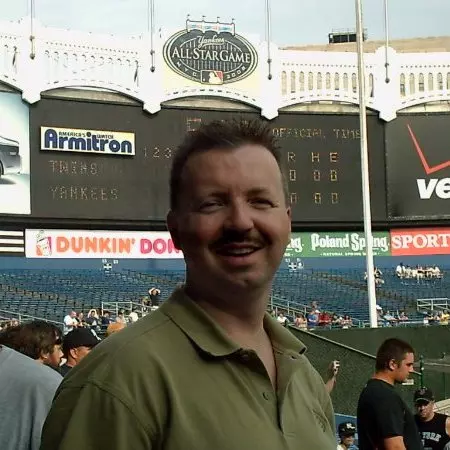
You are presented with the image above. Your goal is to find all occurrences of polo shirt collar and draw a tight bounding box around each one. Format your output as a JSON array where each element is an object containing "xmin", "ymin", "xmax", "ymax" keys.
[
  {"xmin": 160, "ymin": 287, "xmax": 240, "ymax": 357},
  {"xmin": 160, "ymin": 287, "xmax": 307, "ymax": 358},
  {"xmin": 264, "ymin": 314, "xmax": 307, "ymax": 357}
]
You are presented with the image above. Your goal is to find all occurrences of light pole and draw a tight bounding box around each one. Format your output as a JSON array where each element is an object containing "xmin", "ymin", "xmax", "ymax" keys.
[{"xmin": 355, "ymin": 0, "xmax": 378, "ymax": 328}]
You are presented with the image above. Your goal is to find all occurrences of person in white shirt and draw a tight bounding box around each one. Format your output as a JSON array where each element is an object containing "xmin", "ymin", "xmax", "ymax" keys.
[
  {"xmin": 276, "ymin": 312, "xmax": 288, "ymax": 326},
  {"xmin": 128, "ymin": 311, "xmax": 139, "ymax": 323},
  {"xmin": 63, "ymin": 311, "xmax": 78, "ymax": 335},
  {"xmin": 396, "ymin": 263, "xmax": 405, "ymax": 278}
]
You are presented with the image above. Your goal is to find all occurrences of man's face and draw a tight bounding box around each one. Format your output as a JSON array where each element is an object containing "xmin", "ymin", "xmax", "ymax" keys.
[
  {"xmin": 46, "ymin": 342, "xmax": 63, "ymax": 369},
  {"xmin": 392, "ymin": 352, "xmax": 415, "ymax": 383},
  {"xmin": 415, "ymin": 400, "xmax": 434, "ymax": 421},
  {"xmin": 71, "ymin": 346, "xmax": 92, "ymax": 364},
  {"xmin": 341, "ymin": 435, "xmax": 355, "ymax": 447},
  {"xmin": 168, "ymin": 144, "xmax": 291, "ymax": 295}
]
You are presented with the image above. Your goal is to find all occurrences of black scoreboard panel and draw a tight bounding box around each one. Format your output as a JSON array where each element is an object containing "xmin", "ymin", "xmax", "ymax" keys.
[
  {"xmin": 30, "ymin": 99, "xmax": 176, "ymax": 221},
  {"xmin": 30, "ymin": 100, "xmax": 386, "ymax": 223},
  {"xmin": 276, "ymin": 114, "xmax": 386, "ymax": 222}
]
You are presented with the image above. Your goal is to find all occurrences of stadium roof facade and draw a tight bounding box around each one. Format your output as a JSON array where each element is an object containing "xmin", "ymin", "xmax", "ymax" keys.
[{"xmin": 283, "ymin": 36, "xmax": 450, "ymax": 53}]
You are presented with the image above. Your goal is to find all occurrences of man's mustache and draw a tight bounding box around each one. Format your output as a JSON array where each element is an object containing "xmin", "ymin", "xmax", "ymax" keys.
[{"xmin": 211, "ymin": 230, "xmax": 265, "ymax": 248}]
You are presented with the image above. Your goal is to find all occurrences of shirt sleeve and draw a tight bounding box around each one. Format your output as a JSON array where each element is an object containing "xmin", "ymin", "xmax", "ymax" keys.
[
  {"xmin": 40, "ymin": 382, "xmax": 152, "ymax": 450},
  {"xmin": 372, "ymin": 393, "xmax": 405, "ymax": 438}
]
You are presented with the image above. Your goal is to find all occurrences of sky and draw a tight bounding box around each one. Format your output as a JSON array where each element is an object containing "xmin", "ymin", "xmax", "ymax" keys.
[{"xmin": 1, "ymin": 0, "xmax": 449, "ymax": 46}]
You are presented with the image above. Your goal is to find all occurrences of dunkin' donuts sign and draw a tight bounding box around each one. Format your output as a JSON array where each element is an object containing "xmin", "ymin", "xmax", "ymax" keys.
[
  {"xmin": 163, "ymin": 17, "xmax": 258, "ymax": 85},
  {"xmin": 25, "ymin": 230, "xmax": 183, "ymax": 259}
]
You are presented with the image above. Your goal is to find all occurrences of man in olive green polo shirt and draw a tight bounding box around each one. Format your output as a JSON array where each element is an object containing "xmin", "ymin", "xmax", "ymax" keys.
[{"xmin": 40, "ymin": 120, "xmax": 336, "ymax": 450}]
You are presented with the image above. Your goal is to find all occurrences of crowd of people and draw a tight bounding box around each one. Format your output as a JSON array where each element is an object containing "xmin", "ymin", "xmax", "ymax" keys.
[
  {"xmin": 396, "ymin": 263, "xmax": 443, "ymax": 281},
  {"xmin": 275, "ymin": 301, "xmax": 354, "ymax": 331},
  {"xmin": 60, "ymin": 287, "xmax": 162, "ymax": 337},
  {"xmin": 332, "ymin": 338, "xmax": 450, "ymax": 450}
]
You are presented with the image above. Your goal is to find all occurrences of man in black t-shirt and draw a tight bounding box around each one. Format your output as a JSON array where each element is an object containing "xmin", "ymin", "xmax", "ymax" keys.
[
  {"xmin": 357, "ymin": 338, "xmax": 423, "ymax": 450},
  {"xmin": 414, "ymin": 387, "xmax": 450, "ymax": 450}
]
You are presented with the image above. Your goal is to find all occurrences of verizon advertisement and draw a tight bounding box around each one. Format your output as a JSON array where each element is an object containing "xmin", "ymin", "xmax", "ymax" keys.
[
  {"xmin": 25, "ymin": 230, "xmax": 183, "ymax": 259},
  {"xmin": 386, "ymin": 115, "xmax": 450, "ymax": 220},
  {"xmin": 391, "ymin": 228, "xmax": 450, "ymax": 256}
]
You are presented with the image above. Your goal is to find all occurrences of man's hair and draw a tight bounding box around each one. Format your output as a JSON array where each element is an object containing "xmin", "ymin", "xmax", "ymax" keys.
[
  {"xmin": 375, "ymin": 338, "xmax": 414, "ymax": 371},
  {"xmin": 0, "ymin": 320, "xmax": 62, "ymax": 360},
  {"xmin": 169, "ymin": 119, "xmax": 288, "ymax": 211}
]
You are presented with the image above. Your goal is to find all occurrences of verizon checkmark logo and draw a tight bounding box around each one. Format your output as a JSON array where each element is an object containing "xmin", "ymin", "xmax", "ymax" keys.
[{"xmin": 407, "ymin": 124, "xmax": 450, "ymax": 175}]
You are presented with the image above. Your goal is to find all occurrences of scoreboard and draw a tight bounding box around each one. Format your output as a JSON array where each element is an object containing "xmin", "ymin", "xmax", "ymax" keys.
[
  {"xmin": 29, "ymin": 99, "xmax": 387, "ymax": 224},
  {"xmin": 271, "ymin": 114, "xmax": 386, "ymax": 222}
]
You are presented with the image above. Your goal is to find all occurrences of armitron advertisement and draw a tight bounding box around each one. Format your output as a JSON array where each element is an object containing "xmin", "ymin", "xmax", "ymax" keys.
[
  {"xmin": 284, "ymin": 231, "xmax": 391, "ymax": 258},
  {"xmin": 390, "ymin": 228, "xmax": 450, "ymax": 256},
  {"xmin": 386, "ymin": 114, "xmax": 450, "ymax": 220},
  {"xmin": 25, "ymin": 229, "xmax": 183, "ymax": 259},
  {"xmin": 40, "ymin": 127, "xmax": 135, "ymax": 156},
  {"xmin": 0, "ymin": 91, "xmax": 30, "ymax": 215}
]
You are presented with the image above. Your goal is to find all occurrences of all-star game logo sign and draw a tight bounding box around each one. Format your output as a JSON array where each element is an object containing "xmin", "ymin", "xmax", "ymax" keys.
[{"xmin": 163, "ymin": 17, "xmax": 258, "ymax": 85}]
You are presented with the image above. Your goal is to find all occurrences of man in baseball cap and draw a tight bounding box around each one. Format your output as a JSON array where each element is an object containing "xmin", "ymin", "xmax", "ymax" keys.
[
  {"xmin": 414, "ymin": 387, "xmax": 450, "ymax": 449},
  {"xmin": 60, "ymin": 328, "xmax": 99, "ymax": 377},
  {"xmin": 337, "ymin": 422, "xmax": 356, "ymax": 450}
]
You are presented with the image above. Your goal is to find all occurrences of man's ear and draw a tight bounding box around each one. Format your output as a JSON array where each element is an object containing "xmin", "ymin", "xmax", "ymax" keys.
[
  {"xmin": 286, "ymin": 206, "xmax": 292, "ymax": 219},
  {"xmin": 388, "ymin": 359, "xmax": 397, "ymax": 371},
  {"xmin": 167, "ymin": 210, "xmax": 182, "ymax": 250}
]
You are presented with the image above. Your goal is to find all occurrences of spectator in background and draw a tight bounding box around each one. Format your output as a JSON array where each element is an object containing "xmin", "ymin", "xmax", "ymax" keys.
[
  {"xmin": 100, "ymin": 311, "xmax": 112, "ymax": 331},
  {"xmin": 105, "ymin": 322, "xmax": 126, "ymax": 337},
  {"xmin": 414, "ymin": 387, "xmax": 450, "ymax": 450},
  {"xmin": 294, "ymin": 312, "xmax": 307, "ymax": 330},
  {"xmin": 357, "ymin": 338, "xmax": 421, "ymax": 450},
  {"xmin": 433, "ymin": 265, "xmax": 442, "ymax": 279},
  {"xmin": 63, "ymin": 311, "xmax": 78, "ymax": 335},
  {"xmin": 76, "ymin": 312, "xmax": 86, "ymax": 328},
  {"xmin": 374, "ymin": 267, "xmax": 384, "ymax": 286},
  {"xmin": 398, "ymin": 310, "xmax": 409, "ymax": 323},
  {"xmin": 307, "ymin": 308, "xmax": 319, "ymax": 329},
  {"xmin": 0, "ymin": 320, "xmax": 63, "ymax": 370},
  {"xmin": 0, "ymin": 344, "xmax": 62, "ymax": 450},
  {"xmin": 337, "ymin": 421, "xmax": 357, "ymax": 450},
  {"xmin": 318, "ymin": 310, "xmax": 332, "ymax": 328},
  {"xmin": 85, "ymin": 309, "xmax": 100, "ymax": 331},
  {"xmin": 115, "ymin": 309, "xmax": 127, "ymax": 324},
  {"xmin": 149, "ymin": 288, "xmax": 161, "ymax": 308},
  {"xmin": 0, "ymin": 318, "xmax": 19, "ymax": 331},
  {"xmin": 276, "ymin": 311, "xmax": 288, "ymax": 326},
  {"xmin": 332, "ymin": 313, "xmax": 344, "ymax": 328},
  {"xmin": 429, "ymin": 312, "xmax": 441, "ymax": 326},
  {"xmin": 383, "ymin": 310, "xmax": 398, "ymax": 327},
  {"xmin": 325, "ymin": 360, "xmax": 340, "ymax": 394},
  {"xmin": 395, "ymin": 262, "xmax": 405, "ymax": 279},
  {"xmin": 440, "ymin": 310, "xmax": 450, "ymax": 326},
  {"xmin": 141, "ymin": 296, "xmax": 150, "ymax": 312},
  {"xmin": 341, "ymin": 315, "xmax": 352, "ymax": 329},
  {"xmin": 60, "ymin": 328, "xmax": 99, "ymax": 377},
  {"xmin": 129, "ymin": 310, "xmax": 139, "ymax": 323}
]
